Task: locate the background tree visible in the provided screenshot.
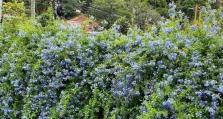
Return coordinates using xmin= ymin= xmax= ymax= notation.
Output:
xmin=81 ymin=0 xmax=92 ymax=13
xmin=61 ymin=0 xmax=82 ymax=19
xmin=148 ymin=0 xmax=169 ymax=16
xmin=1 ymin=0 xmax=221 ymax=29
xmin=126 ymin=0 xmax=160 ymax=29
xmin=51 ymin=0 xmax=64 ymax=18
xmin=87 ymin=0 xmax=160 ymax=29
xmin=36 ymin=0 xmax=50 ymax=14
xmin=31 ymin=0 xmax=35 ymax=18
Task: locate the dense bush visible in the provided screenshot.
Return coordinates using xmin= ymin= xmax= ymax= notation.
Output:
xmin=0 ymin=4 xmax=223 ymax=119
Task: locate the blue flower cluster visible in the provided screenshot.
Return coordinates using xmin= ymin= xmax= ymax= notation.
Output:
xmin=0 ymin=4 xmax=223 ymax=119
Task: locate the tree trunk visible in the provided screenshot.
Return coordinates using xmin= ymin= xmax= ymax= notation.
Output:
xmin=217 ymin=0 xmax=223 ymax=8
xmin=0 ymin=0 xmax=3 ymax=23
xmin=31 ymin=0 xmax=35 ymax=18
xmin=51 ymin=0 xmax=64 ymax=19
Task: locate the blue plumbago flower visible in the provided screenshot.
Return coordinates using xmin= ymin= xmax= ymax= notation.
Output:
xmin=204 ymin=80 xmax=217 ymax=87
xmin=167 ymin=75 xmax=174 ymax=83
xmin=38 ymin=109 xmax=50 ymax=119
xmin=11 ymin=80 xmax=20 ymax=87
xmin=140 ymin=106 xmax=147 ymax=113
xmin=49 ymin=79 xmax=62 ymax=89
xmin=22 ymin=64 xmax=31 ymax=71
xmin=149 ymin=40 xmax=161 ymax=51
xmin=60 ymin=59 xmax=72 ymax=68
xmin=220 ymin=73 xmax=223 ymax=81
xmin=144 ymin=33 xmax=152 ymax=39
xmin=41 ymin=50 xmax=56 ymax=61
xmin=111 ymin=76 xmax=138 ymax=100
xmin=184 ymin=38 xmax=191 ymax=48
xmin=99 ymin=42 xmax=107 ymax=50
xmin=168 ymin=53 xmax=177 ymax=61
xmin=17 ymin=30 xmax=27 ymax=38
xmin=189 ymin=51 xmax=203 ymax=67
xmin=196 ymin=91 xmax=207 ymax=101
xmin=168 ymin=2 xmax=176 ymax=18
xmin=125 ymin=43 xmax=131 ymax=52
xmin=217 ymin=85 xmax=223 ymax=93
xmin=5 ymin=97 xmax=13 ymax=105
xmin=200 ymin=6 xmax=207 ymax=13
xmin=162 ymin=99 xmax=173 ymax=110
xmin=203 ymin=16 xmax=211 ymax=23
xmin=192 ymin=70 xmax=203 ymax=78
xmin=195 ymin=111 xmax=203 ymax=118
xmin=163 ymin=27 xmax=173 ymax=34
xmin=191 ymin=25 xmax=197 ymax=31
xmin=49 ymin=45 xmax=63 ymax=52
xmin=112 ymin=24 xmax=121 ymax=33
xmin=211 ymin=95 xmax=219 ymax=110
xmin=165 ymin=40 xmax=172 ymax=49
xmin=136 ymin=35 xmax=142 ymax=41
xmin=208 ymin=24 xmax=221 ymax=36
xmin=147 ymin=60 xmax=156 ymax=67
xmin=59 ymin=24 xmax=67 ymax=30
xmin=2 ymin=108 xmax=13 ymax=114
xmin=208 ymin=107 xmax=215 ymax=119
xmin=133 ymin=35 xmax=142 ymax=47
xmin=179 ymin=51 xmax=186 ymax=58
xmin=131 ymin=62 xmax=140 ymax=71
xmin=176 ymin=23 xmax=182 ymax=30
xmin=157 ymin=60 xmax=167 ymax=69
xmin=64 ymin=40 xmax=74 ymax=48
xmin=183 ymin=79 xmax=193 ymax=86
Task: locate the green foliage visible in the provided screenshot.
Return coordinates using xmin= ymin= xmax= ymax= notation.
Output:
xmin=88 ymin=0 xmax=160 ymax=29
xmin=3 ymin=1 xmax=25 ymax=17
xmin=37 ymin=5 xmax=55 ymax=27
xmin=2 ymin=1 xmax=26 ymax=29
xmin=61 ymin=0 xmax=82 ymax=18
xmin=88 ymin=0 xmax=129 ymax=26
xmin=113 ymin=17 xmax=130 ymax=34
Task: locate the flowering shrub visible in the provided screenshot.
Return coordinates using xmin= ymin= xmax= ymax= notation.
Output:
xmin=0 ymin=4 xmax=223 ymax=119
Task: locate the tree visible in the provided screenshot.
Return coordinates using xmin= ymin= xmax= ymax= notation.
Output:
xmin=88 ymin=0 xmax=129 ymax=27
xmin=51 ymin=0 xmax=64 ymax=19
xmin=81 ymin=0 xmax=92 ymax=13
xmin=86 ymin=0 xmax=161 ymax=29
xmin=61 ymin=0 xmax=82 ymax=18
xmin=126 ymin=0 xmax=160 ymax=29
xmin=148 ymin=0 xmax=168 ymax=16
xmin=31 ymin=0 xmax=35 ymax=18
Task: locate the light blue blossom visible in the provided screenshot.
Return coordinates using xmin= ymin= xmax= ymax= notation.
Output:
xmin=217 ymin=85 xmax=223 ymax=93
xmin=163 ymin=27 xmax=173 ymax=34
xmin=168 ymin=2 xmax=176 ymax=18
xmin=168 ymin=53 xmax=177 ymax=61
xmin=165 ymin=40 xmax=172 ymax=49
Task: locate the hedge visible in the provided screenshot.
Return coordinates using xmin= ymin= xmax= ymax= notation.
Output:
xmin=0 ymin=4 xmax=223 ymax=119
